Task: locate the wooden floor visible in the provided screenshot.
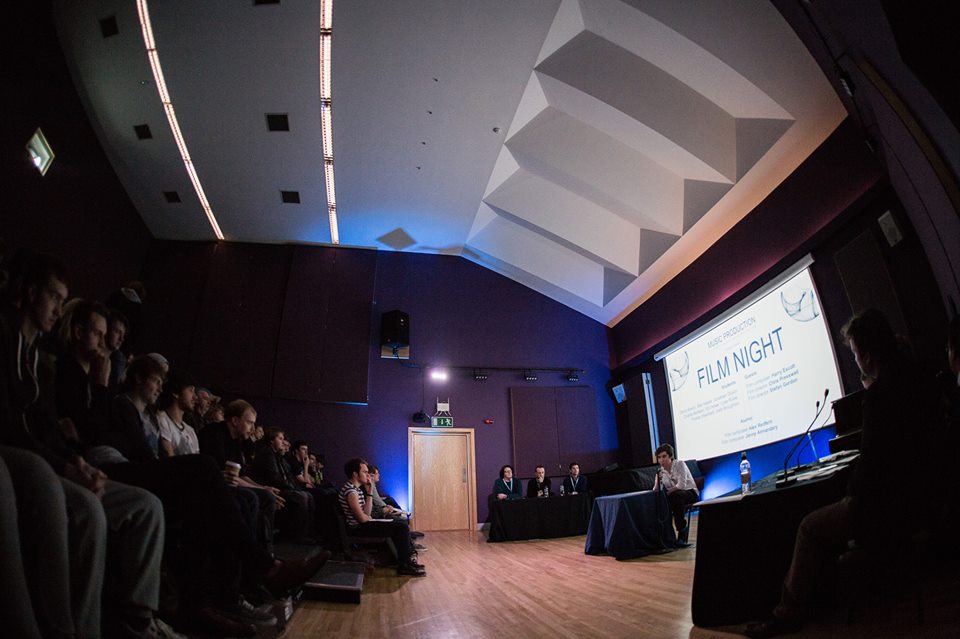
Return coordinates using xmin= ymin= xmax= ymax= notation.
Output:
xmin=286 ymin=519 xmax=960 ymax=639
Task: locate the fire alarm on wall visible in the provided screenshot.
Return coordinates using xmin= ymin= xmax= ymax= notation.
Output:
xmin=483 ymin=419 xmax=494 ymax=425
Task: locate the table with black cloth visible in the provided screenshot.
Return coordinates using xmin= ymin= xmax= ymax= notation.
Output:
xmin=487 ymin=493 xmax=591 ymax=542
xmin=587 ymin=465 xmax=657 ymax=497
xmin=584 ymin=489 xmax=677 ymax=559
xmin=691 ymin=459 xmax=854 ymax=627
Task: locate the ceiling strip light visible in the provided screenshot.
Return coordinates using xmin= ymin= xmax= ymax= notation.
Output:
xmin=136 ymin=1 xmax=225 ymax=240
xmin=319 ymin=0 xmax=339 ymax=244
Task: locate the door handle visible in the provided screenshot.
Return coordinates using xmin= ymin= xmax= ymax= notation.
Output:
xmin=462 ymin=468 xmax=467 ymax=482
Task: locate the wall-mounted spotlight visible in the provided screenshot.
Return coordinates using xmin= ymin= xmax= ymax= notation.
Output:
xmin=523 ymin=370 xmax=538 ymax=382
xmin=429 ymin=369 xmax=448 ymax=382
xmin=565 ymin=370 xmax=580 ymax=382
xmin=473 ymin=369 xmax=488 ymax=381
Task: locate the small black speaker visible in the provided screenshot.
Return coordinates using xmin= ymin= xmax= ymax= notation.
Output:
xmin=381 ymin=310 xmax=409 ymax=348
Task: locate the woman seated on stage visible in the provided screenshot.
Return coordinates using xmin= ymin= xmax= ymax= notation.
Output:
xmin=493 ymin=464 xmax=523 ymax=500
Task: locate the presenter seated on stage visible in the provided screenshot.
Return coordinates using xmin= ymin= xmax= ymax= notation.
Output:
xmin=652 ymin=444 xmax=699 ymax=545
xmin=561 ymin=462 xmax=588 ymax=495
xmin=526 ymin=465 xmax=552 ymax=498
xmin=493 ymin=465 xmax=523 ymax=500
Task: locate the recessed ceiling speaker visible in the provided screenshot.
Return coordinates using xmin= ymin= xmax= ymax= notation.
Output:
xmin=381 ymin=310 xmax=409 ymax=348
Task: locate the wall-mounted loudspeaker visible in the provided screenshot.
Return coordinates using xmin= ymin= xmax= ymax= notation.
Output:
xmin=381 ymin=310 xmax=410 ymax=348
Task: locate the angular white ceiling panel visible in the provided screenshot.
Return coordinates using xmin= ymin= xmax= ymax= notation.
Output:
xmin=485 ymin=170 xmax=641 ymax=276
xmin=506 ymin=108 xmax=684 ymax=234
xmin=582 ymin=0 xmax=793 ymax=119
xmin=536 ymin=74 xmax=731 ymax=183
xmin=467 ymin=215 xmax=605 ymax=306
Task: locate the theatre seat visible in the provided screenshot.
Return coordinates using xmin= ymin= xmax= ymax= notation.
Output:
xmin=333 ymin=506 xmax=396 ymax=566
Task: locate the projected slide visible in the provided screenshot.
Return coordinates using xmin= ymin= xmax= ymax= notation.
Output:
xmin=664 ymin=268 xmax=843 ymax=461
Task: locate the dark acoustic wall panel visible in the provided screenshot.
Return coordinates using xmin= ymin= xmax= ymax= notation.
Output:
xmin=622 ymin=373 xmax=651 ymax=467
xmin=191 ymin=243 xmax=291 ymax=398
xmin=318 ymin=248 xmax=376 ymax=403
xmin=510 ymin=387 xmax=560 ymax=477
xmin=556 ymin=385 xmax=601 ymax=473
xmin=138 ymin=241 xmax=216 ymax=367
xmin=272 ymin=246 xmax=333 ymax=401
xmin=272 ymin=246 xmax=376 ymax=403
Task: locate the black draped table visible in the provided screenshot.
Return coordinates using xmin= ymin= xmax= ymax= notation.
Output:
xmin=691 ymin=457 xmax=855 ymax=627
xmin=487 ymin=493 xmax=591 ymax=542
xmin=584 ymin=489 xmax=677 ymax=559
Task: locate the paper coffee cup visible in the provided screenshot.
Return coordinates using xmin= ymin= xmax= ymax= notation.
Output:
xmin=224 ymin=461 xmax=241 ymax=477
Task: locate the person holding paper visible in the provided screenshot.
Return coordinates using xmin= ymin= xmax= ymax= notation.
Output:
xmin=338 ymin=458 xmax=425 ymax=576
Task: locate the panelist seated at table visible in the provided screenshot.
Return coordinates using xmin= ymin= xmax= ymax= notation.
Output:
xmin=562 ymin=462 xmax=588 ymax=495
xmin=493 ymin=465 xmax=523 ymax=500
xmin=652 ymin=444 xmax=699 ymax=544
xmin=526 ymin=465 xmax=553 ymax=498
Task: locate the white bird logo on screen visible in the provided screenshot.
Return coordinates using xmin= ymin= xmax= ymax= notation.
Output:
xmin=781 ymin=287 xmax=820 ymax=322
xmin=669 ymin=352 xmax=690 ymax=391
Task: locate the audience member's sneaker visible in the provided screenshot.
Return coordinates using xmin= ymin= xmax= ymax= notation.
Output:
xmin=227 ymin=595 xmax=278 ymax=626
xmin=262 ymin=549 xmax=331 ymax=597
xmin=195 ymin=606 xmax=257 ymax=637
xmin=413 ymin=542 xmax=427 ymax=551
xmin=397 ymin=563 xmax=427 ymax=577
xmin=410 ymin=530 xmax=425 ymax=539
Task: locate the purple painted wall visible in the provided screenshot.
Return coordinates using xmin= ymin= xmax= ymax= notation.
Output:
xmin=240 ymin=251 xmax=618 ymax=524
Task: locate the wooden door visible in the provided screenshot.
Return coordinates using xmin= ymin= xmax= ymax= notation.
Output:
xmin=408 ymin=428 xmax=477 ymax=531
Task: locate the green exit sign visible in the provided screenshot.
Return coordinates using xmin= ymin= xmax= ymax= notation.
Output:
xmin=432 ymin=416 xmax=453 ymax=427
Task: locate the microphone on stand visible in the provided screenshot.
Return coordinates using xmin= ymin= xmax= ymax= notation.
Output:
xmin=777 ymin=388 xmax=829 ymax=488
xmin=796 ymin=402 xmax=835 ymax=466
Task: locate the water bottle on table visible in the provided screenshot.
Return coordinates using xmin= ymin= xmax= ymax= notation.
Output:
xmin=739 ymin=452 xmax=752 ymax=495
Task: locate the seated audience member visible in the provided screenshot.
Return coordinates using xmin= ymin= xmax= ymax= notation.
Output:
xmin=146 ymin=352 xmax=169 ymax=373
xmin=249 ymin=428 xmax=314 ymax=542
xmin=562 ymin=462 xmax=588 ymax=495
xmin=651 ymin=444 xmax=699 ymax=544
xmin=2 ymin=254 xmax=181 ymax=638
xmin=199 ymin=400 xmax=285 ymax=543
xmin=339 ymin=458 xmax=426 ymax=576
xmin=745 ymin=309 xmax=942 ymax=638
xmin=106 ymin=355 xmax=165 ymax=463
xmin=183 ymin=384 xmax=215 ymax=433
xmin=310 ymin=453 xmax=336 ymax=492
xmin=106 ymin=281 xmax=145 ymax=348
xmin=367 ymin=463 xmax=402 ymax=519
xmin=205 ymin=402 xmax=225 ymax=424
xmin=156 ymin=368 xmax=200 ymax=456
xmin=105 ymin=308 xmax=129 ymax=388
xmin=0 ymin=445 xmax=101 ymax=639
xmin=55 ymin=299 xmax=113 ymax=446
xmin=526 ymin=465 xmax=552 ymax=498
xmin=493 ymin=464 xmax=523 ymax=500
